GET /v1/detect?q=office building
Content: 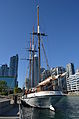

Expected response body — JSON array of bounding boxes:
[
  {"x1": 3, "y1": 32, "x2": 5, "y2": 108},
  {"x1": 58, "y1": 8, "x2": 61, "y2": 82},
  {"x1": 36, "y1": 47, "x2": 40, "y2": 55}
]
[
  {"x1": 51, "y1": 66, "x2": 66, "y2": 76},
  {"x1": 66, "y1": 63, "x2": 75, "y2": 77},
  {"x1": 9, "y1": 54, "x2": 18, "y2": 78},
  {"x1": 0, "y1": 64, "x2": 9, "y2": 76},
  {"x1": 51, "y1": 67, "x2": 67, "y2": 92},
  {"x1": 56, "y1": 66, "x2": 66, "y2": 75},
  {"x1": 66, "y1": 70, "x2": 79, "y2": 92},
  {"x1": 9, "y1": 54, "x2": 18, "y2": 86},
  {"x1": 41, "y1": 69, "x2": 51, "y2": 81},
  {"x1": 0, "y1": 76, "x2": 16, "y2": 89}
]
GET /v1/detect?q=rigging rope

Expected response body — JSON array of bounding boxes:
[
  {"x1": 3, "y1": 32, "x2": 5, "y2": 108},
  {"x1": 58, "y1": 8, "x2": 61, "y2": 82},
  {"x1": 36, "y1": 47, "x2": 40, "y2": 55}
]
[
  {"x1": 25, "y1": 63, "x2": 29, "y2": 89},
  {"x1": 41, "y1": 38, "x2": 50, "y2": 70}
]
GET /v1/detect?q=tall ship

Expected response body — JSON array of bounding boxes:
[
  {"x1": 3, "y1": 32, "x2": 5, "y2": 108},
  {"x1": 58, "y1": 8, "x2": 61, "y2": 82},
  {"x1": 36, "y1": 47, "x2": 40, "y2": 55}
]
[{"x1": 21, "y1": 5, "x2": 66, "y2": 111}]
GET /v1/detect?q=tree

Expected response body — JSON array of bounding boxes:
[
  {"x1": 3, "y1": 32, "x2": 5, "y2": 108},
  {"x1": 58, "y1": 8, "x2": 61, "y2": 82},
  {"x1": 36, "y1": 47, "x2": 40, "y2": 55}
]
[
  {"x1": 14, "y1": 87, "x2": 18, "y2": 94},
  {"x1": 0, "y1": 80, "x2": 8, "y2": 95},
  {"x1": 17, "y1": 87, "x2": 22, "y2": 93},
  {"x1": 14, "y1": 87, "x2": 22, "y2": 94}
]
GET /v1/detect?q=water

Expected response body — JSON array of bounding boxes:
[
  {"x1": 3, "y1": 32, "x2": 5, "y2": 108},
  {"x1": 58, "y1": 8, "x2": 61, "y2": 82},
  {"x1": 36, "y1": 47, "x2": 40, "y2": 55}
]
[{"x1": 22, "y1": 96, "x2": 79, "y2": 119}]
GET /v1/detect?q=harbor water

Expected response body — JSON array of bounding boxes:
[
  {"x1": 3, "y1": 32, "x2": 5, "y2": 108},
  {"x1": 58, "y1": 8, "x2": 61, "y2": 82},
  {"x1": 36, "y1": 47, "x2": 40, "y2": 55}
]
[{"x1": 22, "y1": 96, "x2": 79, "y2": 119}]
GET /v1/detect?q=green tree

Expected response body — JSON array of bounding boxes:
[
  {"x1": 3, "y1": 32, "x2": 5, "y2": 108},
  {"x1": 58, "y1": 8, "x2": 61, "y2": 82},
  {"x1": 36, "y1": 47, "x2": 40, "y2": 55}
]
[
  {"x1": 17, "y1": 87, "x2": 22, "y2": 93},
  {"x1": 14, "y1": 87, "x2": 18, "y2": 94},
  {"x1": 0, "y1": 80, "x2": 8, "y2": 95},
  {"x1": 14, "y1": 87, "x2": 22, "y2": 94}
]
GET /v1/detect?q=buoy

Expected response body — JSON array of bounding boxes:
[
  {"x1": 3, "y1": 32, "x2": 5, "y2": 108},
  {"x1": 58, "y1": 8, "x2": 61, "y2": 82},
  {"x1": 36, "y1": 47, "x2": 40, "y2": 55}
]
[{"x1": 49, "y1": 105, "x2": 55, "y2": 111}]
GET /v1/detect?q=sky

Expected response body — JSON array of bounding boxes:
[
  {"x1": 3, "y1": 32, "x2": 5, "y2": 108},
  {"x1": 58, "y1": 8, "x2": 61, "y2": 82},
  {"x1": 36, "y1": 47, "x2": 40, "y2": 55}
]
[{"x1": 0, "y1": 0, "x2": 79, "y2": 88}]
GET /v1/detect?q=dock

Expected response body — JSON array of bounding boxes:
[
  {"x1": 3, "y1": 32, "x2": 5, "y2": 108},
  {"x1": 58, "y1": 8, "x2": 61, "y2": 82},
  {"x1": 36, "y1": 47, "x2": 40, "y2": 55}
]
[{"x1": 0, "y1": 95, "x2": 23, "y2": 119}]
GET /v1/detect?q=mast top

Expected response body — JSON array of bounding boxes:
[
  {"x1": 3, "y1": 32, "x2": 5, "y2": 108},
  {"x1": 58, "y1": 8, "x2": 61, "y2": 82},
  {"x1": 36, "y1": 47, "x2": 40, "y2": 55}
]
[
  {"x1": 37, "y1": 5, "x2": 39, "y2": 8},
  {"x1": 37, "y1": 5, "x2": 39, "y2": 33}
]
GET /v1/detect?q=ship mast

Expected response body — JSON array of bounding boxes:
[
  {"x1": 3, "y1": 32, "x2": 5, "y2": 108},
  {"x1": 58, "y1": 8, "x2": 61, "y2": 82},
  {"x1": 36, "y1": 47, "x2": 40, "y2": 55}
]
[
  {"x1": 32, "y1": 26, "x2": 34, "y2": 87},
  {"x1": 31, "y1": 5, "x2": 46, "y2": 85},
  {"x1": 37, "y1": 5, "x2": 41, "y2": 83},
  {"x1": 29, "y1": 34, "x2": 31, "y2": 88}
]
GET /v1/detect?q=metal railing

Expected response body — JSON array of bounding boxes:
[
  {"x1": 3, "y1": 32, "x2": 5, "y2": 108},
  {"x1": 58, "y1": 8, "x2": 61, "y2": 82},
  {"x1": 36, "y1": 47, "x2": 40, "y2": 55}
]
[{"x1": 0, "y1": 117, "x2": 20, "y2": 119}]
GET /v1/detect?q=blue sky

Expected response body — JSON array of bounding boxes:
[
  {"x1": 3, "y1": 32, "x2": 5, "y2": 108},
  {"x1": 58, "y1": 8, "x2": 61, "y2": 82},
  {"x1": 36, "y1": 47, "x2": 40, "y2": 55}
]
[{"x1": 0, "y1": 0, "x2": 79, "y2": 88}]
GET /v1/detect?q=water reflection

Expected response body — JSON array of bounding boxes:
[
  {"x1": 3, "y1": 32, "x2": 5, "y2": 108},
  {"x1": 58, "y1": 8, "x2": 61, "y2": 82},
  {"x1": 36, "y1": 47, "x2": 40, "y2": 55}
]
[
  {"x1": 22, "y1": 107, "x2": 55, "y2": 119},
  {"x1": 22, "y1": 96, "x2": 79, "y2": 119}
]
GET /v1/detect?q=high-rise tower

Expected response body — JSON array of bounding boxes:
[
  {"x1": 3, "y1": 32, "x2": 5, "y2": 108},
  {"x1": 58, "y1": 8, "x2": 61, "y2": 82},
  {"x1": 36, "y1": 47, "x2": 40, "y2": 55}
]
[
  {"x1": 66, "y1": 63, "x2": 75, "y2": 77},
  {"x1": 9, "y1": 54, "x2": 18, "y2": 86},
  {"x1": 0, "y1": 64, "x2": 9, "y2": 76}
]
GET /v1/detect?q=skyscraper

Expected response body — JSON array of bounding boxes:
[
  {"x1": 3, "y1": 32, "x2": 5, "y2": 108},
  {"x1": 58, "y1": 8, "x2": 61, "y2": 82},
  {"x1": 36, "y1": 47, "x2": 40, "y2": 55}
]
[
  {"x1": 9, "y1": 54, "x2": 18, "y2": 86},
  {"x1": 0, "y1": 64, "x2": 9, "y2": 76},
  {"x1": 9, "y1": 54, "x2": 18, "y2": 78},
  {"x1": 66, "y1": 63, "x2": 75, "y2": 78}
]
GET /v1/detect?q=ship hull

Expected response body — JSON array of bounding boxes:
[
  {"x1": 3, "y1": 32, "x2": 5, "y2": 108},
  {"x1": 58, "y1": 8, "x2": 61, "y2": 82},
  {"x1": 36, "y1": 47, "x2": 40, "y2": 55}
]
[{"x1": 21, "y1": 91, "x2": 63, "y2": 109}]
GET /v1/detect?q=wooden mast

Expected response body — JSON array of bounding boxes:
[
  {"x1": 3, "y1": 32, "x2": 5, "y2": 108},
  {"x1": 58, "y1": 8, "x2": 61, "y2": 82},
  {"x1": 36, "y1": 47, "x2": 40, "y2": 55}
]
[
  {"x1": 37, "y1": 5, "x2": 41, "y2": 83},
  {"x1": 29, "y1": 34, "x2": 31, "y2": 88},
  {"x1": 32, "y1": 26, "x2": 34, "y2": 87}
]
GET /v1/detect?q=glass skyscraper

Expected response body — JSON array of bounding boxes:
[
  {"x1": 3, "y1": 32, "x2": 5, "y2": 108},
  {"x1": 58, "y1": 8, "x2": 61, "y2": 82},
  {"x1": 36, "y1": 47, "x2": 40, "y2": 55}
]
[
  {"x1": 0, "y1": 76, "x2": 16, "y2": 89},
  {"x1": 9, "y1": 54, "x2": 18, "y2": 78},
  {"x1": 9, "y1": 54, "x2": 18, "y2": 86}
]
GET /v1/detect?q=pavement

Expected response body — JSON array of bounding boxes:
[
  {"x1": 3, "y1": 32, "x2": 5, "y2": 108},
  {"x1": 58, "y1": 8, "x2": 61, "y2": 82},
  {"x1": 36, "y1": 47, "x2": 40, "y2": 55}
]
[{"x1": 0, "y1": 98, "x2": 10, "y2": 102}]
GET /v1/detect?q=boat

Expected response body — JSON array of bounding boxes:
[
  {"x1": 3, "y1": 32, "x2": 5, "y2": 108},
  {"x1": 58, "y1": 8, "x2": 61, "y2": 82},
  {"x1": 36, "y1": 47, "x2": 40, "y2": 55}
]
[{"x1": 21, "y1": 5, "x2": 65, "y2": 110}]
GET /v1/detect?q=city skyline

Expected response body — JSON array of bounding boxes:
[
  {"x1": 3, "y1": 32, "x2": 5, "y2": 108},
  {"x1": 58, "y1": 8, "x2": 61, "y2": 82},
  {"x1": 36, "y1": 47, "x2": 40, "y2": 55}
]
[
  {"x1": 0, "y1": 54, "x2": 18, "y2": 89},
  {"x1": 0, "y1": 0, "x2": 79, "y2": 88},
  {"x1": 0, "y1": 54, "x2": 18, "y2": 77}
]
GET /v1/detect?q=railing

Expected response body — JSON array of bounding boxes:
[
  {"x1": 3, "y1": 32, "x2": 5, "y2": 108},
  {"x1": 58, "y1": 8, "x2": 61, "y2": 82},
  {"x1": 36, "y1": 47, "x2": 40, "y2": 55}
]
[{"x1": 0, "y1": 117, "x2": 20, "y2": 119}]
